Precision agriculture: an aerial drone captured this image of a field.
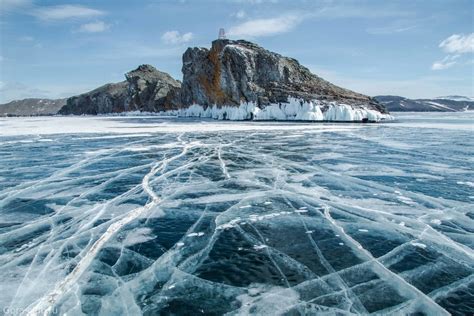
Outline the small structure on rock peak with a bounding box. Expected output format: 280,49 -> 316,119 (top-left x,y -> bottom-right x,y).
218,28 -> 226,40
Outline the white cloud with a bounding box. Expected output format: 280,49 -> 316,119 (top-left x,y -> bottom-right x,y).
366,16 -> 435,35
161,31 -> 193,44
366,24 -> 416,35
78,21 -> 110,33
431,60 -> 456,70
311,5 -> 412,19
32,5 -> 104,20
228,14 -> 301,38
17,35 -> 43,48
0,0 -> 31,14
227,4 -> 411,39
232,9 -> 246,19
19,35 -> 34,41
1,0 -> 30,6
1,2 -> 105,21
439,33 -> 474,54
431,33 -> 473,71
431,55 -> 460,70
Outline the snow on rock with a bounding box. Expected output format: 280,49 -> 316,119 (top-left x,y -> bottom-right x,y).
172,97 -> 392,122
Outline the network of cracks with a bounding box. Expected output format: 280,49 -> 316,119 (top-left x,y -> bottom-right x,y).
0,124 -> 472,315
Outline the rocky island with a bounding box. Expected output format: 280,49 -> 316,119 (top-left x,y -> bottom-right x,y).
1,39 -> 391,121
176,39 -> 389,121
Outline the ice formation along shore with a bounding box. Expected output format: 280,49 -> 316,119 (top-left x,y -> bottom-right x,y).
173,98 -> 393,122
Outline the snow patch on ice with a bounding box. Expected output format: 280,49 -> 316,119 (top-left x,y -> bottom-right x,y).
398,195 -> 416,205
411,242 -> 427,249
457,181 -> 474,187
187,232 -> 205,237
123,228 -> 155,247
216,218 -> 242,230
295,209 -> 308,213
239,205 -> 252,209
236,285 -> 300,315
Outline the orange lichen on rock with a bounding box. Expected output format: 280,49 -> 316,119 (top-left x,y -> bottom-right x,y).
198,46 -> 227,105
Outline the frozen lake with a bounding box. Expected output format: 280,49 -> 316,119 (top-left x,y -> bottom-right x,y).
0,112 -> 473,315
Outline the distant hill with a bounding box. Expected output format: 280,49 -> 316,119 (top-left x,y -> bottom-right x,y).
0,98 -> 66,116
373,95 -> 473,112
435,95 -> 474,102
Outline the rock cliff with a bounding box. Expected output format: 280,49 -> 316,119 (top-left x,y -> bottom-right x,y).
180,39 -> 387,114
59,65 -> 181,115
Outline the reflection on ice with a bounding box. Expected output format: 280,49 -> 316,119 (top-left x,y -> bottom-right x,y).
0,113 -> 473,315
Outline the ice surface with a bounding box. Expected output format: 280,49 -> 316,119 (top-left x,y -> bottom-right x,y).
0,116 -> 363,137
0,112 -> 473,315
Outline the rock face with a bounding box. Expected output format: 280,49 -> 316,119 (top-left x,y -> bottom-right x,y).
59,65 -> 181,115
59,82 -> 128,115
180,39 -> 387,114
374,95 -> 473,112
125,64 -> 181,111
0,98 -> 66,116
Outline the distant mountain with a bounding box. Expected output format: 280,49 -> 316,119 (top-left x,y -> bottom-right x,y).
435,95 -> 474,102
373,95 -> 473,112
0,98 -> 66,116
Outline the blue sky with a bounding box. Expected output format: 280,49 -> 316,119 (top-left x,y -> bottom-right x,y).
0,0 -> 473,103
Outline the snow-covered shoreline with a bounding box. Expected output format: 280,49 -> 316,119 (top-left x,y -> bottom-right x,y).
172,98 -> 393,122
2,98 -> 393,122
